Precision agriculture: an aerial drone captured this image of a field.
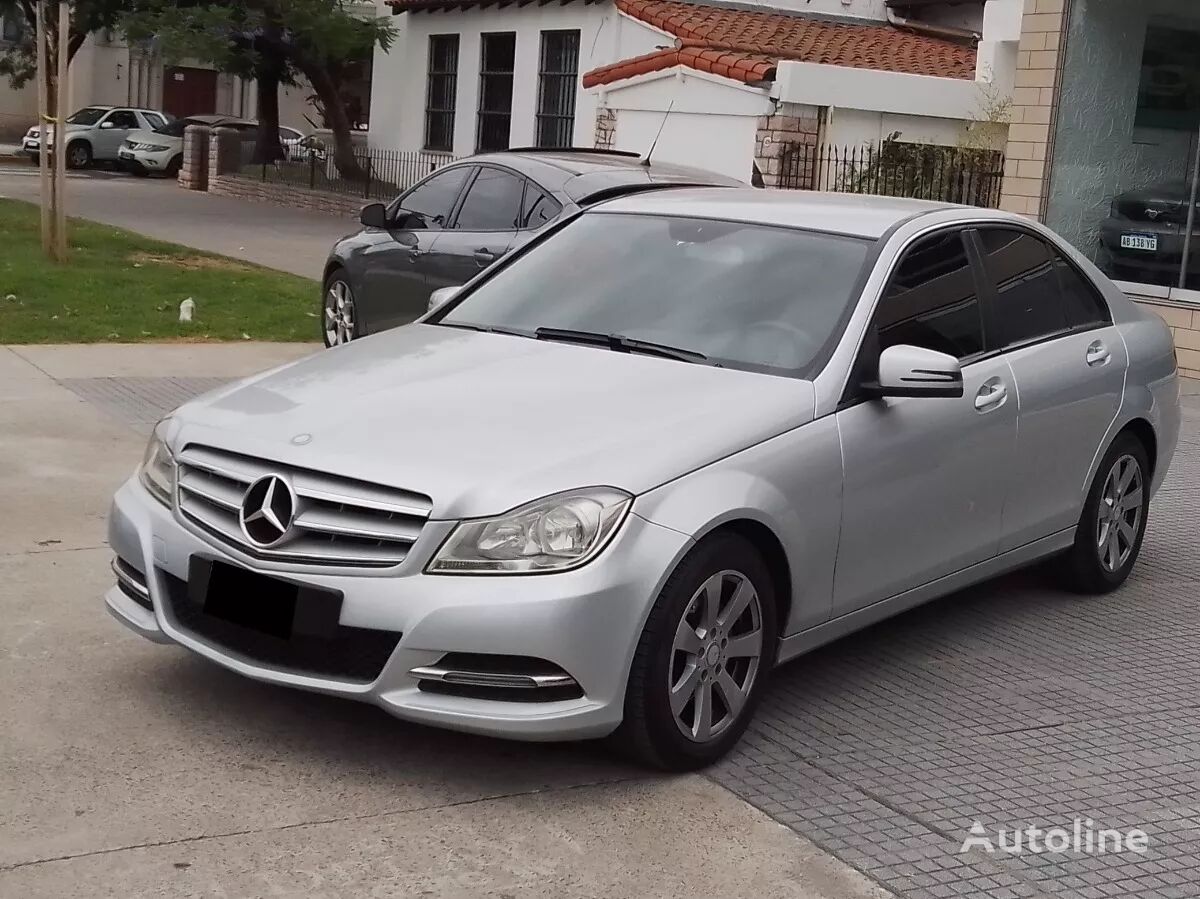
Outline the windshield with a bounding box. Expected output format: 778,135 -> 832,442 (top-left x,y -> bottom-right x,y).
66,108 -> 107,126
155,118 -> 192,136
435,212 -> 872,376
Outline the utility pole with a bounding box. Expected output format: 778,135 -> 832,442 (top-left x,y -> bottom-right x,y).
54,0 -> 69,261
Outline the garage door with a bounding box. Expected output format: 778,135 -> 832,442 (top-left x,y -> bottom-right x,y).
162,67 -> 218,119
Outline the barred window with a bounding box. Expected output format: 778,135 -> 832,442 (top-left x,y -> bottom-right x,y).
425,35 -> 459,152
476,32 -> 515,152
535,30 -> 580,149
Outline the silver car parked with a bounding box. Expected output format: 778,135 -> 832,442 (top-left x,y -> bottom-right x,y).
105,190 -> 1180,770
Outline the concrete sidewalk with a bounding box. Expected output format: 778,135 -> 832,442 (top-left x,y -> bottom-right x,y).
0,342 -> 890,899
0,169 -> 353,279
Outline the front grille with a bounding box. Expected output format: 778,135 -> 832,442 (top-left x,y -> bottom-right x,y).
160,569 -> 401,683
1117,200 -> 1188,225
175,444 -> 432,568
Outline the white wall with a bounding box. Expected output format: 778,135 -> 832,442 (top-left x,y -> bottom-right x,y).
602,70 -> 772,180
371,2 -> 662,153
824,106 -> 967,148
748,0 -> 888,21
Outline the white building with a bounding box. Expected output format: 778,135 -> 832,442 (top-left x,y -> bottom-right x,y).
368,0 -> 1023,184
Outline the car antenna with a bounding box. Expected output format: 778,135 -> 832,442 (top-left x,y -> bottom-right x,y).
641,99 -> 675,167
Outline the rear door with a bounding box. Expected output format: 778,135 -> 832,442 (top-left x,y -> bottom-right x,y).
358,164 -> 472,330
969,227 -> 1126,552
423,165 -> 524,293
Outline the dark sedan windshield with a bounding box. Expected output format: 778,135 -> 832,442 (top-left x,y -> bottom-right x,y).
435,211 -> 871,376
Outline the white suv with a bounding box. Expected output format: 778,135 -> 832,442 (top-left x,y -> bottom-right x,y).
23,106 -> 170,169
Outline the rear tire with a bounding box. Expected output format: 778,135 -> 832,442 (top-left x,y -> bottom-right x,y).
612,532 -> 777,771
1054,432 -> 1150,594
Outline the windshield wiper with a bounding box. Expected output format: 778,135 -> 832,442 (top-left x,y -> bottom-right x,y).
535,327 -> 708,364
437,321 -> 534,338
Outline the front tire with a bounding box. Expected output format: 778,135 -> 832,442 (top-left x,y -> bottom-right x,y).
322,269 -> 359,347
614,533 -> 777,770
66,141 -> 92,169
1055,433 -> 1150,593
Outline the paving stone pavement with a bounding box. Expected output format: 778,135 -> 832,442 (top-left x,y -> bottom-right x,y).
70,375 -> 1200,898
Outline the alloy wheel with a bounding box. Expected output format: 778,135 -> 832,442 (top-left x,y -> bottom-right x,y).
669,570 -> 763,743
68,144 -> 89,168
1096,453 -> 1144,573
324,280 -> 356,346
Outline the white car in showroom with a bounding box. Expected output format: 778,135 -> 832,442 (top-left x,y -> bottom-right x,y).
23,106 -> 169,168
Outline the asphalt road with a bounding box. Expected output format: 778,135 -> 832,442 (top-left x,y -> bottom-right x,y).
0,166 -> 351,280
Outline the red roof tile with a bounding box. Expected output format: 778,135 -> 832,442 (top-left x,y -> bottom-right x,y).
584,0 -> 976,87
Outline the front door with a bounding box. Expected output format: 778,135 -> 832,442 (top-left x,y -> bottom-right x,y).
424,165 -> 524,293
93,109 -> 139,160
359,165 -> 473,330
833,229 -> 1018,615
163,67 -> 218,119
970,228 -> 1128,552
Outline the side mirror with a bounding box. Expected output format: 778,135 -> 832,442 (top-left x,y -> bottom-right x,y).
428,285 -> 462,312
864,344 -> 964,399
100,121 -> 116,129
359,202 -> 389,229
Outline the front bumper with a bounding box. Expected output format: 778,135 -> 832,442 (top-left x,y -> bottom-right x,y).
105,477 -> 690,741
118,148 -> 173,172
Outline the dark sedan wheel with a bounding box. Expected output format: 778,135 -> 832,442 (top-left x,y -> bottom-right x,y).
1055,432 -> 1150,593
613,532 -> 777,770
322,270 -> 358,348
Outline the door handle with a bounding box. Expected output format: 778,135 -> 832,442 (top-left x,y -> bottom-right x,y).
1086,340 -> 1111,367
974,379 -> 1008,412
473,248 -> 496,266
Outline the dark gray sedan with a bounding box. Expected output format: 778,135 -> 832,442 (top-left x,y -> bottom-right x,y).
1100,180 -> 1200,285
319,149 -> 742,346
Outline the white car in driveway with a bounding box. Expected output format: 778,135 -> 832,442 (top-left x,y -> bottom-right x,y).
23,106 -> 170,168
119,116 -> 304,177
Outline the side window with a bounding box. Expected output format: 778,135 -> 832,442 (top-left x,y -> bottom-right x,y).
397,166 -> 470,230
876,231 -> 984,360
452,167 -> 524,230
143,112 -> 166,130
975,228 -> 1067,349
105,110 -> 139,130
1051,247 -> 1111,328
521,187 -> 562,230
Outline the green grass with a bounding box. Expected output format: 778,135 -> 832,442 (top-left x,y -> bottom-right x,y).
0,199 -> 318,343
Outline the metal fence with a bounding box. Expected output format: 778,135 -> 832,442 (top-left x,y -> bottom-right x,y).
238,140 -> 458,202
777,142 -> 1005,208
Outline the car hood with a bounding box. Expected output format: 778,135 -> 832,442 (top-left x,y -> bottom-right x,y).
171,324 -> 816,519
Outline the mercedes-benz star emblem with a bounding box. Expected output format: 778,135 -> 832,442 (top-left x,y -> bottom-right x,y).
1146,208 -> 1160,221
239,475 -> 296,548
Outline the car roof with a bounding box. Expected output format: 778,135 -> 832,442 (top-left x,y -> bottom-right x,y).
184,114 -> 255,125
466,149 -> 744,203
592,188 -> 959,238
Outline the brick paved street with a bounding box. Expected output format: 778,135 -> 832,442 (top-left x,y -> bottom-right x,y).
23,351 -> 1200,898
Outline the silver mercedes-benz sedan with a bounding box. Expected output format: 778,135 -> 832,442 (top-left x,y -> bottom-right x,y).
106,190 -> 1180,770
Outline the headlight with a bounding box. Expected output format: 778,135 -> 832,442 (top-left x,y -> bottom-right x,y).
427,488 -> 632,574
138,421 -> 176,507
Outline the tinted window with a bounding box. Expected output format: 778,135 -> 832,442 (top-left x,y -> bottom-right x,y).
521,187 -> 561,229
143,112 -> 166,130
453,167 -> 524,230
104,110 -> 139,129
976,229 -> 1067,348
156,118 -> 190,136
878,231 -> 983,359
438,212 -> 871,375
398,166 -> 470,230
1052,248 -> 1111,328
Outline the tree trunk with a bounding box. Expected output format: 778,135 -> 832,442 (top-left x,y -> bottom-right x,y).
251,68 -> 284,164
298,60 -> 365,181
